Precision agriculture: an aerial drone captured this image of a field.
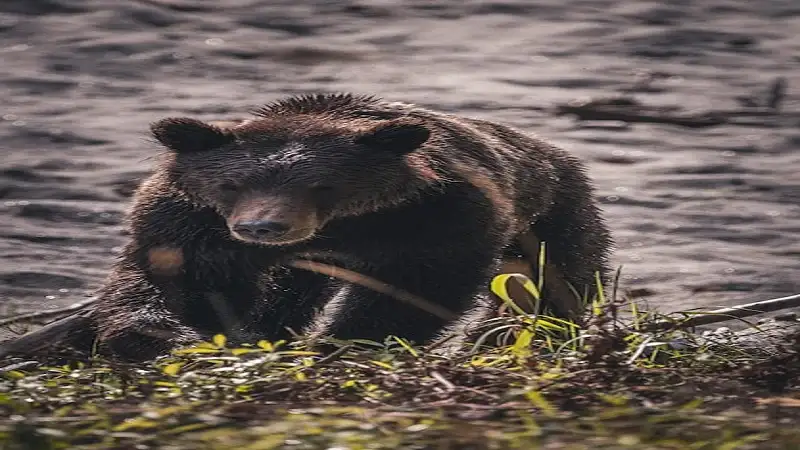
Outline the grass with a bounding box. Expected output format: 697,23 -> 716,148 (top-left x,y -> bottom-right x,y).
1,271 -> 798,450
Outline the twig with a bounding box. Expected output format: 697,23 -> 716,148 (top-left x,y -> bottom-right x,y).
429,370 -> 456,391
313,344 -> 353,366
0,297 -> 99,328
424,332 -> 459,352
645,293 -> 800,331
288,259 -> 457,321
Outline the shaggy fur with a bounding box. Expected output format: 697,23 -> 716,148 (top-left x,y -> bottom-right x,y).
23,93 -> 614,361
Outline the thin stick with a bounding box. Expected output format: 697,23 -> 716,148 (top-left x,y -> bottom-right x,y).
430,370 -> 456,391
0,297 -> 99,328
313,344 -> 353,366
287,259 -> 457,321
645,293 -> 800,331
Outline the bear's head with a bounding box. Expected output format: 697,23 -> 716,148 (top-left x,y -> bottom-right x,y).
150,115 -> 433,246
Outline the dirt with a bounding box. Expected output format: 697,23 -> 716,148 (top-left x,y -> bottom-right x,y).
1,0 -> 799,331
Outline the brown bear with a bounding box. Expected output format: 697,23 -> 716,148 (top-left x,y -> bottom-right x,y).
1,93 -> 613,362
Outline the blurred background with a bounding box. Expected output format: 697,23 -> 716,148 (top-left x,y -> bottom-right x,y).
1,0 -> 798,324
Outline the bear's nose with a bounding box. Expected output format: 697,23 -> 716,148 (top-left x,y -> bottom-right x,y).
233,220 -> 291,240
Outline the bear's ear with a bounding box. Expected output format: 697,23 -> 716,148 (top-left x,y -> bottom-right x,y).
150,117 -> 235,153
355,119 -> 430,155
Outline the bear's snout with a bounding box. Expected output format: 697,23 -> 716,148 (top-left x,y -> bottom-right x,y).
232,220 -> 291,241
227,194 -> 320,246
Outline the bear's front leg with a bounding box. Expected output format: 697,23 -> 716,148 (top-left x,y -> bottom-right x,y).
311,252 -> 497,347
250,266 -> 338,341
95,251 -> 295,361
92,265 -> 208,362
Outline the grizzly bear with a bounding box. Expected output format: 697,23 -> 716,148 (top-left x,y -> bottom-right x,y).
1,93 -> 613,362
